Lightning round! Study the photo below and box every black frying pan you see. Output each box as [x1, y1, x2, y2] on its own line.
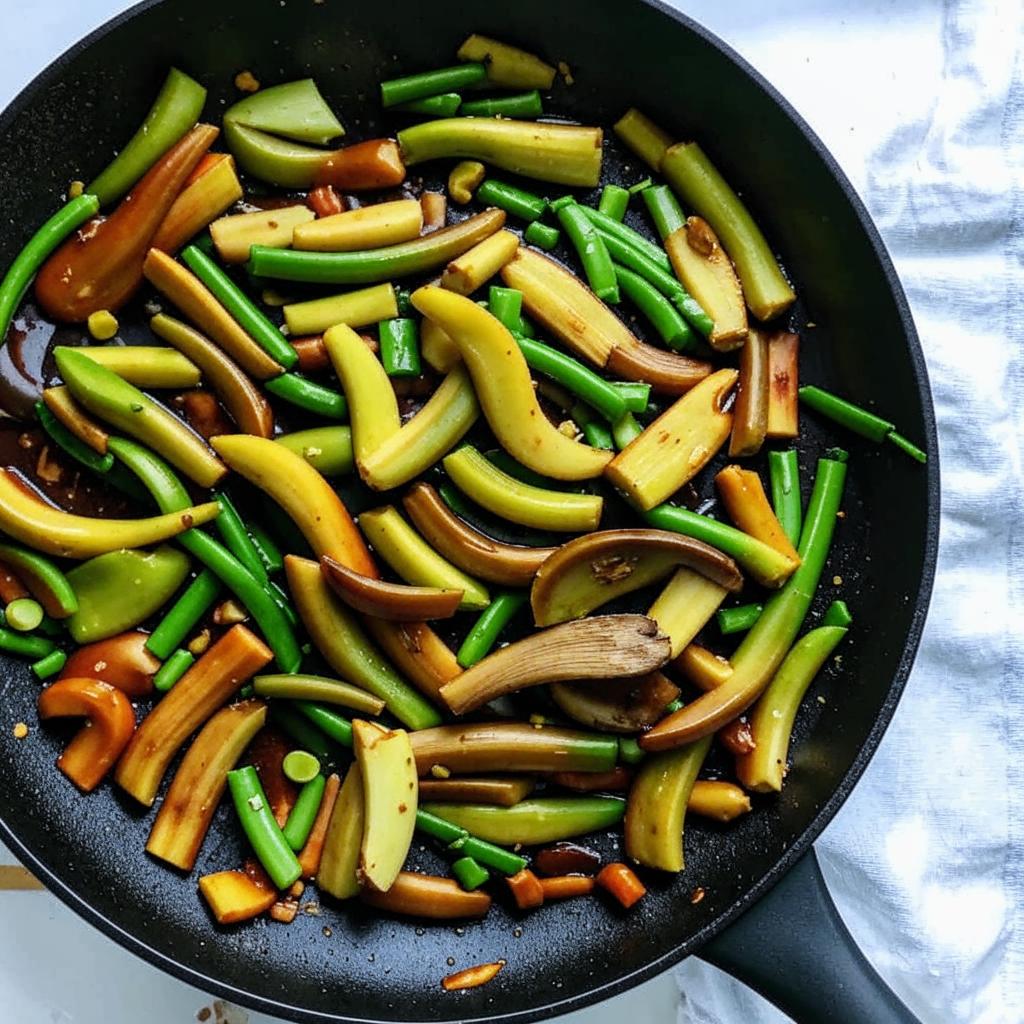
[0, 1, 938, 1021]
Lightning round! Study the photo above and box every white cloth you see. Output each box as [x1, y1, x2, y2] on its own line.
[672, 1, 1024, 1022]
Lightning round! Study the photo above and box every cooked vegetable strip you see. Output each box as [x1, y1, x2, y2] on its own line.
[737, 625, 848, 791]
[606, 368, 737, 510]
[317, 763, 365, 899]
[531, 529, 742, 626]
[550, 671, 680, 733]
[361, 872, 491, 919]
[88, 68, 207, 205]
[418, 776, 534, 807]
[476, 179, 547, 221]
[402, 482, 555, 586]
[675, 645, 733, 691]
[688, 780, 751, 822]
[67, 345, 199, 389]
[729, 328, 770, 456]
[642, 452, 847, 750]
[297, 772, 342, 878]
[253, 674, 384, 714]
[456, 34, 557, 89]
[613, 108, 672, 171]
[766, 331, 799, 437]
[462, 90, 544, 119]
[151, 153, 243, 255]
[717, 603, 763, 635]
[604, 339, 712, 396]
[293, 200, 423, 252]
[146, 700, 267, 870]
[440, 614, 669, 715]
[646, 567, 730, 659]
[284, 556, 442, 730]
[58, 632, 158, 695]
[576, 204, 674, 274]
[768, 449, 803, 548]
[525, 220, 560, 249]
[661, 142, 796, 322]
[249, 209, 504, 285]
[421, 797, 625, 845]
[613, 265, 695, 352]
[32, 649, 67, 680]
[396, 93, 462, 118]
[212, 491, 268, 583]
[440, 230, 519, 295]
[625, 735, 710, 871]
[146, 569, 220, 659]
[413, 290, 611, 480]
[275, 426, 353, 478]
[382, 63, 487, 107]
[36, 400, 114, 474]
[115, 625, 272, 806]
[210, 204, 315, 264]
[443, 446, 603, 532]
[322, 555, 463, 621]
[377, 318, 421, 377]
[599, 184, 630, 221]
[227, 765, 302, 890]
[451, 857, 491, 892]
[358, 506, 490, 611]
[0, 540, 78, 619]
[716, 465, 800, 562]
[42, 387, 110, 454]
[315, 138, 406, 190]
[282, 774, 328, 852]
[551, 198, 619, 303]
[823, 600, 853, 628]
[456, 590, 527, 668]
[224, 78, 344, 145]
[448, 161, 485, 204]
[398, 119, 603, 187]
[143, 249, 284, 379]
[642, 185, 685, 240]
[153, 649, 194, 692]
[199, 869, 277, 924]
[264, 373, 347, 419]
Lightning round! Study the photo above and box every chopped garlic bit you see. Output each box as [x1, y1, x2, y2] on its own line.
[234, 70, 260, 93]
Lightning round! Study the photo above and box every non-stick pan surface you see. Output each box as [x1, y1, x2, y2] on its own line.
[0, 1, 938, 1021]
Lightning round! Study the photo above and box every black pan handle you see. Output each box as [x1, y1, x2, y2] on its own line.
[696, 847, 918, 1024]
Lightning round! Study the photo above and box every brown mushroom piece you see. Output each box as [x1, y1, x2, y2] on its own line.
[550, 671, 681, 734]
[320, 555, 463, 621]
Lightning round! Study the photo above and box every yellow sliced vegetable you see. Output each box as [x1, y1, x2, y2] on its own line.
[283, 282, 398, 336]
[647, 567, 730, 659]
[210, 204, 315, 264]
[456, 34, 557, 89]
[440, 230, 519, 296]
[72, 346, 201, 389]
[420, 319, 461, 373]
[293, 199, 423, 252]
[317, 762, 365, 900]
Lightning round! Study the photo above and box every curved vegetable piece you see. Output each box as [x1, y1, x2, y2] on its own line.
[439, 614, 670, 715]
[443, 963, 505, 991]
[456, 35, 556, 89]
[362, 618, 462, 707]
[223, 121, 328, 190]
[224, 79, 343, 145]
[0, 469, 218, 559]
[605, 368, 737, 510]
[402, 482, 554, 587]
[284, 555, 442, 731]
[248, 208, 505, 285]
[646, 567, 730, 659]
[211, 204, 315, 265]
[689, 779, 752, 822]
[549, 768, 632, 793]
[42, 387, 109, 454]
[398, 119, 602, 187]
[146, 699, 268, 870]
[59, 631, 159, 697]
[642, 454, 847, 750]
[115, 625, 272, 806]
[317, 763, 364, 899]
[417, 777, 535, 807]
[737, 625, 847, 792]
[353, 720, 417, 892]
[70, 346, 200, 389]
[151, 314, 273, 437]
[411, 287, 611, 481]
[37, 678, 136, 792]
[357, 506, 490, 612]
[715, 465, 800, 561]
[443, 446, 603, 532]
[729, 327, 769, 457]
[87, 68, 207, 206]
[321, 555, 463, 621]
[604, 338, 712, 397]
[253, 673, 384, 715]
[293, 199, 422, 252]
[624, 735, 711, 871]
[766, 331, 800, 439]
[550, 671, 680, 734]
[143, 249, 283, 379]
[284, 283, 398, 337]
[198, 869, 277, 924]
[65, 545, 189, 643]
[55, 347, 225, 487]
[360, 872, 491, 919]
[439, 230, 520, 296]
[211, 434, 375, 576]
[0, 540, 77, 618]
[456, 591, 527, 668]
[315, 139, 406, 189]
[150, 153, 243, 255]
[36, 125, 218, 322]
[531, 528, 742, 627]
[421, 797, 625, 846]
[675, 644, 733, 691]
[613, 108, 672, 172]
[661, 142, 795, 322]
[227, 766, 302, 890]
[275, 426, 353, 478]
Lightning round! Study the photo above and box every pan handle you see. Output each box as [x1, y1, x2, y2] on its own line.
[695, 847, 919, 1023]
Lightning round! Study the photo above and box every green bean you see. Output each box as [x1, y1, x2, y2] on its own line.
[451, 856, 490, 890]
[609, 381, 651, 413]
[582, 420, 614, 450]
[381, 64, 487, 107]
[145, 569, 221, 660]
[551, 198, 619, 303]
[475, 179, 547, 221]
[524, 221, 560, 250]
[456, 591, 528, 668]
[888, 432, 928, 464]
[0, 194, 99, 345]
[5, 598, 43, 632]
[35, 401, 114, 475]
[641, 185, 685, 241]
[393, 93, 462, 118]
[275, 426, 354, 478]
[612, 412, 644, 449]
[487, 286, 524, 333]
[717, 603, 764, 635]
[514, 335, 627, 422]
[271, 704, 334, 761]
[598, 185, 630, 221]
[180, 245, 297, 370]
[108, 437, 302, 671]
[296, 702, 353, 748]
[282, 774, 328, 852]
[460, 91, 542, 119]
[577, 204, 672, 272]
[664, 698, 684, 714]
[414, 809, 527, 875]
[613, 264, 696, 352]
[378, 318, 422, 377]
[798, 385, 892, 443]
[823, 600, 853, 628]
[0, 627, 54, 660]
[618, 736, 646, 765]
[31, 649, 67, 680]
[247, 522, 284, 575]
[153, 649, 195, 692]
[629, 177, 654, 195]
[227, 765, 302, 889]
[768, 449, 803, 547]
[265, 373, 348, 420]
[214, 492, 269, 583]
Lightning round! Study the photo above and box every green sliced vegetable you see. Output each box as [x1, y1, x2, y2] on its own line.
[5, 598, 43, 632]
[476, 179, 547, 221]
[0, 628, 54, 660]
[214, 492, 268, 583]
[823, 600, 853, 628]
[393, 93, 463, 118]
[252, 674, 384, 715]
[551, 197, 619, 303]
[275, 426, 354, 477]
[577, 205, 673, 272]
[224, 79, 343, 144]
[145, 569, 220, 660]
[451, 856, 490, 891]
[717, 603, 764, 635]
[272, 704, 334, 761]
[456, 591, 528, 668]
[415, 809, 527, 875]
[768, 449, 803, 547]
[227, 765, 302, 890]
[487, 286, 524, 334]
[223, 121, 327, 189]
[378, 318, 422, 377]
[613, 264, 695, 351]
[31, 648, 67, 680]
[36, 401, 114, 476]
[598, 185, 630, 221]
[612, 412, 643, 449]
[642, 184, 685, 241]
[460, 91, 543, 119]
[264, 373, 348, 420]
[153, 648, 195, 692]
[524, 220, 560, 250]
[282, 774, 328, 851]
[382, 64, 487, 107]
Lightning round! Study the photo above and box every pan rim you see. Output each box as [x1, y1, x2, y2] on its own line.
[0, 0, 941, 1021]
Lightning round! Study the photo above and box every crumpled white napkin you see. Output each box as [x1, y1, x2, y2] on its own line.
[671, 1, 1024, 1022]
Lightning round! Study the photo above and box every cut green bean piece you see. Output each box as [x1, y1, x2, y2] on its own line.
[461, 91, 543, 118]
[524, 221, 560, 250]
[227, 765, 302, 889]
[629, 177, 653, 195]
[145, 569, 220, 660]
[381, 64, 487, 108]
[265, 373, 348, 420]
[609, 382, 651, 413]
[598, 185, 630, 221]
[641, 185, 686, 242]
[618, 736, 646, 765]
[456, 591, 528, 668]
[271, 704, 334, 761]
[582, 420, 614, 450]
[823, 600, 853, 629]
[35, 401, 114, 475]
[378, 318, 422, 377]
[717, 603, 764, 635]
[295, 702, 353, 748]
[576, 205, 672, 272]
[613, 264, 696, 352]
[488, 286, 523, 334]
[153, 648, 195, 692]
[612, 412, 644, 450]
[31, 648, 67, 680]
[768, 449, 803, 548]
[5, 598, 43, 633]
[452, 856, 490, 890]
[393, 93, 462, 118]
[214, 492, 268, 583]
[888, 431, 928, 464]
[551, 198, 619, 303]
[275, 426, 354, 478]
[282, 774, 328, 851]
[798, 385, 893, 443]
[0, 627, 54, 660]
[475, 180, 546, 221]
[414, 809, 527, 875]
[247, 522, 284, 575]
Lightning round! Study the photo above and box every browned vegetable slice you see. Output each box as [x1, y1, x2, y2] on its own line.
[360, 872, 491, 919]
[715, 465, 800, 561]
[402, 482, 555, 587]
[438, 615, 671, 715]
[533, 842, 602, 876]
[42, 387, 110, 454]
[604, 337, 713, 396]
[416, 776, 535, 806]
[674, 644, 733, 691]
[550, 671, 680, 733]
[442, 962, 505, 991]
[766, 330, 800, 439]
[531, 528, 742, 627]
[321, 554, 463, 621]
[59, 630, 159, 697]
[729, 327, 770, 457]
[362, 618, 462, 705]
[688, 780, 752, 822]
